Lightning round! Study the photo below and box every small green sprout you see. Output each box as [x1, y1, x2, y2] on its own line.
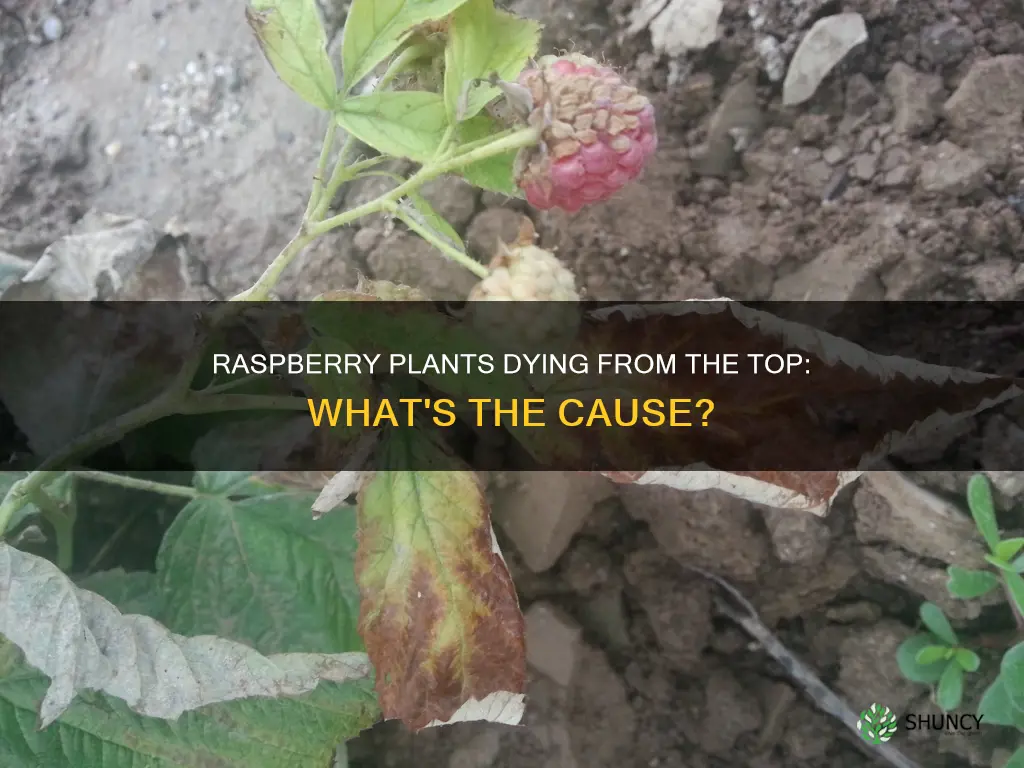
[897, 601, 978, 711]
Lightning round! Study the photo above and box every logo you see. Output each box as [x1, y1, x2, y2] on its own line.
[858, 703, 898, 744]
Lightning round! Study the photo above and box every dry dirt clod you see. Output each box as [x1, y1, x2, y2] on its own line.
[884, 63, 943, 137]
[620, 486, 769, 582]
[853, 472, 986, 566]
[762, 507, 831, 566]
[693, 77, 763, 177]
[524, 602, 582, 688]
[943, 55, 1024, 167]
[918, 140, 988, 197]
[366, 231, 480, 300]
[465, 208, 528, 260]
[836, 621, 921, 715]
[623, 548, 712, 671]
[697, 669, 763, 755]
[490, 472, 616, 573]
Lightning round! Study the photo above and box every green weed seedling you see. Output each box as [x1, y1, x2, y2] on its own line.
[897, 601, 979, 711]
[898, 475, 1024, 766]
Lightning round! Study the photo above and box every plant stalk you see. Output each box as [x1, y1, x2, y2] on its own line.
[69, 471, 201, 499]
[235, 125, 540, 302]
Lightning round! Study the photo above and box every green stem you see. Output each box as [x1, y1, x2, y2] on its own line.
[312, 126, 540, 238]
[28, 486, 75, 571]
[376, 42, 437, 92]
[70, 471, 200, 499]
[235, 126, 540, 302]
[386, 201, 488, 279]
[314, 131, 359, 220]
[0, 391, 305, 535]
[304, 119, 337, 220]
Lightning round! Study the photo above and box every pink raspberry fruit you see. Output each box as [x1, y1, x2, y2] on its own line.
[515, 54, 657, 213]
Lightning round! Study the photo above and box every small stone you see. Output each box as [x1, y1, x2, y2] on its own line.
[823, 144, 850, 165]
[524, 602, 581, 687]
[693, 78, 763, 177]
[763, 508, 831, 566]
[466, 207, 531, 261]
[918, 140, 987, 196]
[103, 141, 122, 160]
[920, 21, 974, 66]
[352, 226, 380, 252]
[849, 152, 878, 181]
[881, 165, 913, 188]
[561, 540, 613, 593]
[41, 16, 64, 42]
[885, 63, 943, 136]
[491, 472, 616, 573]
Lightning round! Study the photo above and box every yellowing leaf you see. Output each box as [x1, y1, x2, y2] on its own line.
[355, 429, 526, 729]
[246, 0, 337, 110]
[335, 91, 449, 162]
[341, 0, 473, 92]
[444, 0, 540, 121]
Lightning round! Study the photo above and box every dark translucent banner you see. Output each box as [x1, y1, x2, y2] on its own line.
[1, 301, 1022, 472]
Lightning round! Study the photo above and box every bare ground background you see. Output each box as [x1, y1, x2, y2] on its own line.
[3, 0, 1024, 766]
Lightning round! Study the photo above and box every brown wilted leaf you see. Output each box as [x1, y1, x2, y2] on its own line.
[355, 430, 525, 729]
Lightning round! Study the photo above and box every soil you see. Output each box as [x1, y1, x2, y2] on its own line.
[3, 0, 1024, 767]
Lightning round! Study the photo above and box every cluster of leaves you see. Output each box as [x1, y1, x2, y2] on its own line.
[897, 474, 1024, 766]
[0, 471, 377, 767]
[247, 0, 540, 196]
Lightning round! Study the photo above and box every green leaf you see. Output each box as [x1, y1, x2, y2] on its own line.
[443, 0, 540, 121]
[1013, 552, 1024, 573]
[967, 473, 1000, 551]
[1005, 572, 1024, 616]
[997, 537, 1024, 562]
[936, 661, 964, 711]
[897, 634, 948, 683]
[246, 0, 337, 110]
[947, 565, 1000, 599]
[920, 602, 958, 646]
[955, 648, 981, 672]
[76, 569, 162, 617]
[453, 115, 520, 195]
[1004, 747, 1024, 768]
[0, 648, 378, 767]
[156, 491, 363, 654]
[193, 471, 253, 495]
[402, 190, 466, 249]
[341, 0, 472, 92]
[915, 645, 953, 665]
[1000, 642, 1024, 713]
[978, 675, 1019, 727]
[986, 554, 1016, 572]
[356, 428, 526, 729]
[336, 91, 449, 162]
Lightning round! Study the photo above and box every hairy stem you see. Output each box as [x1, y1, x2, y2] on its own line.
[312, 126, 540, 237]
[386, 201, 488, 279]
[238, 126, 540, 302]
[70, 470, 201, 499]
[304, 119, 337, 220]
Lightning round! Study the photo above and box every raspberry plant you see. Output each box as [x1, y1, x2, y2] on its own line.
[0, 1, 658, 764]
[897, 475, 1024, 768]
